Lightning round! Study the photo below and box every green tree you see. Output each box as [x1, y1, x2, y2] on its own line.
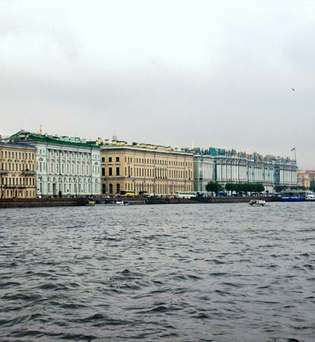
[225, 182, 264, 194]
[205, 181, 223, 194]
[225, 183, 234, 192]
[310, 180, 315, 192]
[233, 183, 242, 193]
[252, 183, 265, 192]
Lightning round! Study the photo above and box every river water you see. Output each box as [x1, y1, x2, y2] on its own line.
[0, 203, 314, 342]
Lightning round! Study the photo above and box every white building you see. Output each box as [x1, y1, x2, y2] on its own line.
[192, 147, 298, 192]
[10, 131, 101, 197]
[194, 155, 215, 192]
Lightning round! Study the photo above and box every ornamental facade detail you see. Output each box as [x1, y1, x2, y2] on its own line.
[100, 144, 194, 196]
[10, 131, 101, 197]
[0, 143, 37, 199]
[193, 149, 298, 193]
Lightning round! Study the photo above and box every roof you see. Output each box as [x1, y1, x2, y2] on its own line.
[186, 147, 297, 166]
[0, 142, 36, 150]
[101, 145, 194, 157]
[10, 130, 100, 149]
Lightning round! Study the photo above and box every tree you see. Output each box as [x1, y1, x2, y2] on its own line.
[225, 183, 234, 192]
[223, 182, 265, 194]
[205, 181, 222, 194]
[231, 182, 265, 194]
[252, 183, 265, 193]
[310, 180, 315, 192]
[233, 183, 242, 193]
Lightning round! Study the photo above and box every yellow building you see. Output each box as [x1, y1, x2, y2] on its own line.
[100, 142, 194, 196]
[298, 170, 315, 189]
[0, 143, 37, 199]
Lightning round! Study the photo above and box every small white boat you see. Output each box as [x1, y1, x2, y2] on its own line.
[305, 193, 315, 201]
[115, 201, 125, 206]
[87, 200, 96, 206]
[249, 199, 266, 206]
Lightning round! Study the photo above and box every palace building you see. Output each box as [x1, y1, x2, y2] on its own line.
[0, 143, 36, 199]
[10, 131, 101, 197]
[192, 147, 298, 193]
[298, 170, 315, 189]
[99, 140, 194, 196]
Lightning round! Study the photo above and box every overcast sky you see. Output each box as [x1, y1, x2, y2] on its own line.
[0, 0, 314, 168]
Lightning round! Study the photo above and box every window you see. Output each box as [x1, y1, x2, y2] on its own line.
[102, 168, 105, 176]
[109, 157, 112, 163]
[116, 183, 120, 193]
[109, 167, 112, 176]
[116, 157, 120, 162]
[102, 157, 105, 162]
[116, 167, 120, 176]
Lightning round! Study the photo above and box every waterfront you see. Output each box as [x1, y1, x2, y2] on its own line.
[0, 204, 314, 342]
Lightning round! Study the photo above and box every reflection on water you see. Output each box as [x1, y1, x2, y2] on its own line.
[0, 203, 314, 341]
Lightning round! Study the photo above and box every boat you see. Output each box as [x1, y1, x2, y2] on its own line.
[115, 200, 126, 206]
[280, 193, 305, 202]
[305, 193, 315, 201]
[249, 199, 266, 206]
[87, 200, 96, 206]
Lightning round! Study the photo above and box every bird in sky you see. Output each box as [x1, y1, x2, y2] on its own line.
[291, 88, 295, 91]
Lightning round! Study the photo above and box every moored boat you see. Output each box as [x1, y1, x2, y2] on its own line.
[87, 200, 96, 206]
[280, 193, 305, 202]
[305, 193, 315, 201]
[249, 199, 266, 206]
[115, 200, 127, 206]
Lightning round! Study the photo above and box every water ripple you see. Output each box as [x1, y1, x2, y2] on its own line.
[0, 203, 314, 341]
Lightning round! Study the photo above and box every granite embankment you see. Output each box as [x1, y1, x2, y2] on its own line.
[0, 197, 89, 208]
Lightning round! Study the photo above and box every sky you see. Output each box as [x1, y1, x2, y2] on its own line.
[0, 0, 314, 168]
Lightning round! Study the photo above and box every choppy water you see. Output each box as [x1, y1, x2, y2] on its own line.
[0, 203, 314, 342]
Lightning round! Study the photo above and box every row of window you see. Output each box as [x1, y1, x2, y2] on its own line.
[0, 177, 35, 186]
[216, 162, 295, 172]
[217, 171, 273, 177]
[102, 155, 193, 167]
[102, 156, 120, 163]
[46, 155, 96, 161]
[0, 189, 36, 198]
[38, 161, 100, 175]
[43, 149, 100, 159]
[43, 177, 99, 183]
[0, 150, 35, 160]
[0, 162, 35, 172]
[103, 182, 193, 194]
[103, 166, 193, 179]
[41, 182, 98, 194]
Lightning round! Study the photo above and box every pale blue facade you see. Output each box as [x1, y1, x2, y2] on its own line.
[193, 148, 298, 192]
[10, 131, 101, 197]
[36, 144, 101, 196]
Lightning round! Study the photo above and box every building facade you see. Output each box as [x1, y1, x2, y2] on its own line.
[192, 147, 298, 192]
[194, 155, 215, 192]
[10, 131, 101, 197]
[0, 143, 36, 199]
[298, 170, 315, 189]
[100, 141, 194, 196]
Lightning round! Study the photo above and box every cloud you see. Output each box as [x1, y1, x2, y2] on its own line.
[0, 0, 314, 168]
